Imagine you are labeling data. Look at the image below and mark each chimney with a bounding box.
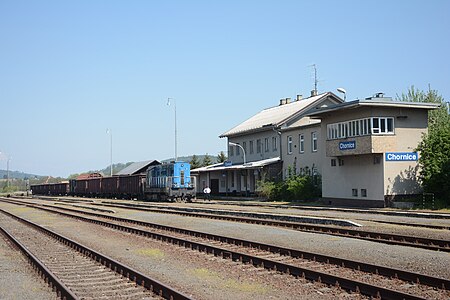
[296,94,303,101]
[279,99,285,105]
[285,97,291,104]
[311,90,318,97]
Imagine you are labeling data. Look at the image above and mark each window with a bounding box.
[331,159,336,167]
[372,118,380,134]
[311,132,318,152]
[299,134,304,153]
[249,141,254,154]
[338,158,344,166]
[272,136,277,151]
[361,189,367,197]
[264,138,269,152]
[229,145,234,156]
[387,118,394,132]
[373,155,381,164]
[242,142,246,154]
[256,139,261,153]
[236,143,240,155]
[371,117,394,134]
[287,136,293,154]
[231,172,234,188]
[352,189,358,197]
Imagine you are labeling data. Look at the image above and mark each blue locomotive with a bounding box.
[145,161,196,201]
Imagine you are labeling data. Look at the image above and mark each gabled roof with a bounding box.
[220,92,342,137]
[115,160,160,176]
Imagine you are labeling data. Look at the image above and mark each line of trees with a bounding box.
[189,151,228,169]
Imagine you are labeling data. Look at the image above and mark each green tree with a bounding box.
[202,153,212,167]
[398,85,450,205]
[190,155,201,169]
[217,151,227,163]
[397,85,449,129]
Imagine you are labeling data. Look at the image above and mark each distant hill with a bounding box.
[0,170,43,180]
[1,154,220,181]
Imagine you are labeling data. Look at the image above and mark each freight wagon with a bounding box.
[31,161,196,201]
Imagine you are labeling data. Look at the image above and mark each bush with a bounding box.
[256,173,321,202]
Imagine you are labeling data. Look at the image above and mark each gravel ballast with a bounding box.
[0,228,58,300]
[0,203,367,299]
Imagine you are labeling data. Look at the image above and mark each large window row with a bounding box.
[229,136,278,157]
[327,117,394,140]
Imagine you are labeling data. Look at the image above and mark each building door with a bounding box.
[210,179,219,194]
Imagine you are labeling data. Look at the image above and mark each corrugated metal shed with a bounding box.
[115,160,160,176]
[220,92,338,137]
[76,173,102,180]
[191,157,281,173]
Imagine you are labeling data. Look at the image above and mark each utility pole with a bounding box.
[6,156,10,187]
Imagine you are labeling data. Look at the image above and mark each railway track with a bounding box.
[0,207,191,300]
[2,198,449,300]
[85,200,450,252]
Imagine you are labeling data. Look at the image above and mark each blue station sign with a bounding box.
[339,141,356,150]
[385,152,418,161]
[224,161,232,167]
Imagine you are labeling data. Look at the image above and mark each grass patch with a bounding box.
[134,248,165,259]
[189,268,269,294]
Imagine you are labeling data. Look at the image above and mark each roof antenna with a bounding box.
[308,64,318,96]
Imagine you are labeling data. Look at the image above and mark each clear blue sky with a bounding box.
[1,0,449,177]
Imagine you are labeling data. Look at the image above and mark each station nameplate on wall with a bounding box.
[339,141,356,150]
[385,152,418,161]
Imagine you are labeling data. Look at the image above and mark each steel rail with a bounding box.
[0,226,78,300]
[93,201,450,252]
[0,208,192,300]
[0,201,437,299]
[2,197,449,291]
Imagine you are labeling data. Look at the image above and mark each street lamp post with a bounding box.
[229,142,246,165]
[167,98,178,161]
[337,87,347,101]
[106,129,113,176]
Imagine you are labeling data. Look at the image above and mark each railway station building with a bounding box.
[192,92,343,196]
[191,91,438,207]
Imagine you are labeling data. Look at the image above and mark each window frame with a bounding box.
[299,134,305,153]
[272,136,277,151]
[264,138,269,152]
[311,132,318,152]
[287,135,293,154]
